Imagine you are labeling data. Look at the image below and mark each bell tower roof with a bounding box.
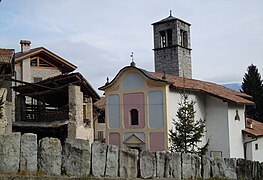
[152,14,191,26]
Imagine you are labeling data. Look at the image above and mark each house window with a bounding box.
[180,29,188,47]
[98,131,104,140]
[160,31,166,48]
[255,143,258,150]
[98,111,105,123]
[130,109,139,125]
[83,104,87,120]
[30,59,37,66]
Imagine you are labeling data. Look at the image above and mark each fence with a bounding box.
[0,132,262,179]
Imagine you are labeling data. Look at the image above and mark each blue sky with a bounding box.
[0,0,262,94]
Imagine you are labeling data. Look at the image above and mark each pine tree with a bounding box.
[241,64,263,122]
[169,93,206,153]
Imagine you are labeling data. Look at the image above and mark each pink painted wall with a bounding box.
[150,132,165,152]
[123,93,145,129]
[109,132,120,147]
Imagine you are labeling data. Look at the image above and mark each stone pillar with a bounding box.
[156,151,167,178]
[62,138,91,177]
[140,150,156,178]
[0,88,8,134]
[119,149,139,178]
[165,152,181,179]
[91,141,107,177]
[202,155,212,179]
[68,85,83,139]
[105,144,119,177]
[85,97,93,129]
[0,132,21,173]
[20,133,37,173]
[38,137,62,175]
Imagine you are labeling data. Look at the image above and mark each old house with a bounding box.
[0,48,15,133]
[243,118,263,162]
[99,13,255,159]
[13,73,100,143]
[9,40,100,143]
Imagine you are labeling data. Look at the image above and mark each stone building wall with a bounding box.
[0,132,262,179]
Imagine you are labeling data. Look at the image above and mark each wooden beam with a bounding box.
[11,78,64,93]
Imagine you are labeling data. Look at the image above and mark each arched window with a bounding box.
[130,109,139,125]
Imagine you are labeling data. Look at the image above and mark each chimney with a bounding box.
[20,40,31,53]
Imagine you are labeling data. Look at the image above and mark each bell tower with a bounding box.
[152,12,192,78]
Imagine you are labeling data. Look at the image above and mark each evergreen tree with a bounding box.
[169,93,206,153]
[241,64,263,122]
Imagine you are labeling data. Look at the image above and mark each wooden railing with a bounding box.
[24,104,69,122]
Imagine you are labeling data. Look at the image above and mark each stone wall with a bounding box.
[0,133,262,179]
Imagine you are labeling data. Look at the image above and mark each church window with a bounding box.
[180,29,188,47]
[167,29,173,47]
[160,31,166,48]
[130,109,139,125]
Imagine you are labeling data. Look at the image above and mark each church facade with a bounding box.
[99,14,255,158]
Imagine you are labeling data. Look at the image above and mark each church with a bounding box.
[99,13,255,159]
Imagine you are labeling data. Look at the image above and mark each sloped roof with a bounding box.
[152,15,191,25]
[99,66,254,105]
[15,47,77,73]
[94,96,106,110]
[0,48,14,63]
[149,72,253,105]
[13,72,100,106]
[243,118,263,137]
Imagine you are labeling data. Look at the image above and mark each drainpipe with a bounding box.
[243,136,258,160]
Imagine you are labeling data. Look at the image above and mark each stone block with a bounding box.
[182,153,192,179]
[236,158,253,179]
[211,157,237,179]
[140,150,156,179]
[192,154,201,179]
[119,149,138,178]
[38,137,62,175]
[62,138,90,177]
[202,155,211,179]
[181,153,201,179]
[91,141,107,177]
[251,161,262,180]
[156,151,167,178]
[0,132,21,173]
[105,144,119,177]
[211,157,225,178]
[224,158,237,179]
[165,152,181,179]
[20,133,37,173]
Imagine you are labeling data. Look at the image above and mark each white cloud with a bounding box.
[0,0,262,95]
